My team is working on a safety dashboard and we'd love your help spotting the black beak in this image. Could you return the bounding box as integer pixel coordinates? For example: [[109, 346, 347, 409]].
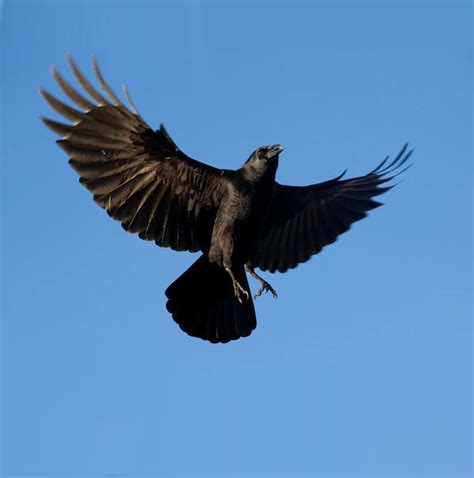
[[268, 144, 284, 158]]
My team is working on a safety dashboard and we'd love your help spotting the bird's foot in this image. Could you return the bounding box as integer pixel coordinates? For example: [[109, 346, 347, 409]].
[[233, 280, 250, 304], [225, 267, 249, 303], [254, 280, 278, 300], [245, 265, 278, 300]]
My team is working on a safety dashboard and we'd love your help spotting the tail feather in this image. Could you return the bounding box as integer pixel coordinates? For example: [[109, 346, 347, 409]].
[[165, 255, 256, 343]]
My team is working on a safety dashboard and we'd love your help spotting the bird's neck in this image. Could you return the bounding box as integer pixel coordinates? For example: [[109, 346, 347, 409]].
[[239, 158, 278, 185]]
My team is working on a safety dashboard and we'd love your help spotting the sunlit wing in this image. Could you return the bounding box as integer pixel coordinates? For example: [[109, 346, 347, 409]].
[[41, 55, 226, 252]]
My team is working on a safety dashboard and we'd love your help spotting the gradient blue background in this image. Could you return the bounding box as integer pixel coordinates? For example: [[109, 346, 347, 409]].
[[1, 1, 472, 476]]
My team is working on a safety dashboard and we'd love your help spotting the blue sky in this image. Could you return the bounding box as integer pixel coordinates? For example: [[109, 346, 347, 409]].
[[1, 0, 472, 476]]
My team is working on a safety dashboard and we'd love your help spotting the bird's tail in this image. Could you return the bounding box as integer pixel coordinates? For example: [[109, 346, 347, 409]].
[[165, 255, 256, 343]]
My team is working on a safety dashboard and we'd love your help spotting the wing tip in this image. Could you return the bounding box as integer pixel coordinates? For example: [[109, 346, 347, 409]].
[[38, 85, 48, 99], [122, 84, 140, 115], [90, 54, 100, 76], [65, 51, 75, 69]]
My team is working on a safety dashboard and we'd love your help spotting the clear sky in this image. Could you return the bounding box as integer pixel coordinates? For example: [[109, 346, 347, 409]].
[[1, 0, 472, 476]]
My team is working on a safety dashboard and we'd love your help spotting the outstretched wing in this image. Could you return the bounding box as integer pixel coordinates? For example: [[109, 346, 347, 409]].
[[41, 55, 225, 253], [250, 144, 413, 273]]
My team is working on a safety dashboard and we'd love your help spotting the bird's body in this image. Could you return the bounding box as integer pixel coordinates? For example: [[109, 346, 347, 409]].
[[209, 156, 279, 270], [41, 56, 412, 343]]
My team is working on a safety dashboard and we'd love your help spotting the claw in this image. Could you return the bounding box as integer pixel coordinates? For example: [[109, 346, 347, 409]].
[[254, 281, 278, 300], [246, 265, 278, 301], [226, 267, 250, 303], [233, 280, 249, 303]]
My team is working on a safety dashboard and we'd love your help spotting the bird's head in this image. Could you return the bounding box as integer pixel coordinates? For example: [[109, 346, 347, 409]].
[[252, 144, 284, 162], [242, 144, 284, 181]]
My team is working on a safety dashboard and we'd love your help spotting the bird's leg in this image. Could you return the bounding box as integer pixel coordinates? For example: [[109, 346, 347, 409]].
[[225, 267, 249, 303], [245, 265, 278, 300]]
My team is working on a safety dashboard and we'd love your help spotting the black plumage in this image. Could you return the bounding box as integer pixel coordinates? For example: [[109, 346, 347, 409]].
[[41, 56, 412, 344]]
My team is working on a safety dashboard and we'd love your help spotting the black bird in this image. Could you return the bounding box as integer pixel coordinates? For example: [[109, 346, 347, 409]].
[[41, 56, 412, 344]]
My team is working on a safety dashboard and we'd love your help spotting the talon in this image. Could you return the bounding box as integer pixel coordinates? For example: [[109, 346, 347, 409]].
[[246, 265, 278, 301], [227, 267, 250, 302], [234, 282, 249, 302], [254, 280, 278, 300]]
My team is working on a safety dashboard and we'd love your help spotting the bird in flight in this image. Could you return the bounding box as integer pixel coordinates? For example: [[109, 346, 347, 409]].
[[41, 56, 412, 344]]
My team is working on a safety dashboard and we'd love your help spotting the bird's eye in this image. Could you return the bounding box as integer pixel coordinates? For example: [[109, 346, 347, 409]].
[[257, 150, 265, 159]]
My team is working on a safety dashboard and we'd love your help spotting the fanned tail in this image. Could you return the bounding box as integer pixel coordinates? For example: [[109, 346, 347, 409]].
[[165, 255, 256, 343]]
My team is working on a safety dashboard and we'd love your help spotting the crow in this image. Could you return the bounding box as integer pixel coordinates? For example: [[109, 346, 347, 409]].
[[41, 56, 412, 344]]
